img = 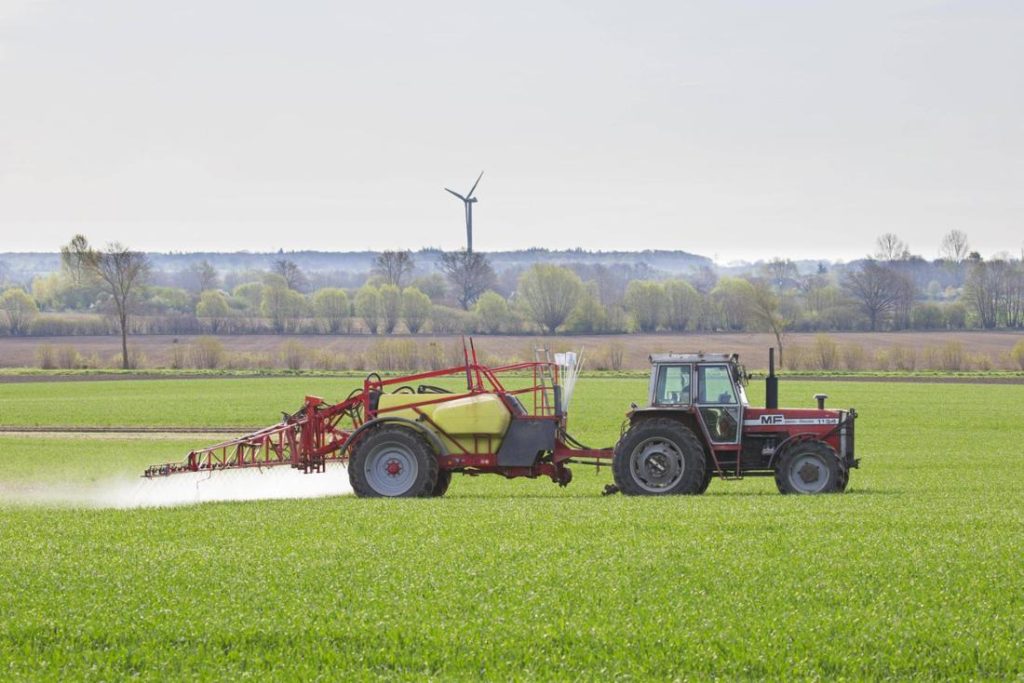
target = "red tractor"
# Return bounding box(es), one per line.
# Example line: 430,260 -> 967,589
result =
612,349 -> 858,495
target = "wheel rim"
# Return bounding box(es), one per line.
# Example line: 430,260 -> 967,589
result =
787,453 -> 830,493
364,440 -> 419,496
629,437 -> 684,493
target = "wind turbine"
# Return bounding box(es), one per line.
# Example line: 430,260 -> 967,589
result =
445,171 -> 484,253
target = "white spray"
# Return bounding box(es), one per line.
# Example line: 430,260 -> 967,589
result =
1,463 -> 353,509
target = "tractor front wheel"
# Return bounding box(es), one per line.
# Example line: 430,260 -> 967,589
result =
349,426 -> 439,498
613,418 -> 707,496
774,441 -> 845,495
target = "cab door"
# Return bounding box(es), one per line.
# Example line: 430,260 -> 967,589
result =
696,364 -> 742,445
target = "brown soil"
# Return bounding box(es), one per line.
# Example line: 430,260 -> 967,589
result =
1,331 -> 1021,371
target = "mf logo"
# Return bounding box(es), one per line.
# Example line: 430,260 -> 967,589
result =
759,414 -> 785,425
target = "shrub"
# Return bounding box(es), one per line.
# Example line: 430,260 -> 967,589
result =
812,334 -> 840,370
36,344 -> 56,369
1012,339 -> 1024,371
370,339 -> 419,371
608,342 -> 625,372
189,337 -> 225,369
280,341 -> 307,371
56,345 -> 82,369
841,344 -> 867,371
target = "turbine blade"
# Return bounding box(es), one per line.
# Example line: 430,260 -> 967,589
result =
467,170 -> 484,198
445,188 -> 468,201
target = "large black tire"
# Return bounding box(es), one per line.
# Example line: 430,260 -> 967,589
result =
774,441 -> 845,495
431,470 -> 452,497
612,418 -> 707,496
349,426 -> 439,498
696,464 -> 713,494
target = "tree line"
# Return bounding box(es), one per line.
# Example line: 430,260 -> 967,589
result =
0,231 -> 1022,369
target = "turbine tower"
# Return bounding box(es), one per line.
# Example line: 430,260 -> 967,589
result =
444,171 -> 484,253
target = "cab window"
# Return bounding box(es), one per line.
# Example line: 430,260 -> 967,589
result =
698,364 -> 738,404
654,364 -> 691,405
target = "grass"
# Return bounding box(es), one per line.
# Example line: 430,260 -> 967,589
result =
1,377 -> 1023,679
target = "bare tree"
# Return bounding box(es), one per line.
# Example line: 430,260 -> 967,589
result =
940,230 -> 970,264
188,260 -> 220,292
746,279 -> 789,367
758,258 -> 798,288
373,250 -> 415,288
439,251 -> 495,310
272,259 -> 308,291
60,234 -> 91,285
964,259 -> 999,329
874,233 -> 910,262
842,260 -> 902,331
63,235 -> 150,369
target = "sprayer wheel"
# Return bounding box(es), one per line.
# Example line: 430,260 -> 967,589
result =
431,470 -> 452,497
349,425 -> 439,498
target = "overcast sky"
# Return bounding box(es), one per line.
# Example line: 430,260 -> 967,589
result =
1,0 -> 1020,263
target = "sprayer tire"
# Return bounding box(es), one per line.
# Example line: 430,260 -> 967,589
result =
613,418 -> 707,496
431,470 -> 452,497
774,441 -> 843,495
349,425 -> 439,498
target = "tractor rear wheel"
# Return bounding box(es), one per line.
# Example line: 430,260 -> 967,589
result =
613,418 -> 707,495
774,441 -> 844,495
349,426 -> 439,498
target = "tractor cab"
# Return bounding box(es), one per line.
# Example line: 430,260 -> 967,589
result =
647,352 -> 747,445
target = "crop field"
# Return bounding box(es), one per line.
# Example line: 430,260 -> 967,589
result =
2,375 -> 1024,679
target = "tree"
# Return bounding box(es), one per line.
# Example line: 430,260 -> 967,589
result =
746,279 -> 789,367
439,251 -> 495,309
188,260 -> 220,292
354,285 -> 381,334
313,288 -> 350,333
874,233 -> 910,261
232,282 -> 264,312
842,260 -> 902,331
940,230 -> 970,264
260,280 -> 305,333
373,251 -> 415,288
196,290 -> 231,333
663,280 -> 702,332
60,234 -> 91,286
565,282 -> 609,334
517,264 -> 583,333
709,277 -> 755,331
0,288 -> 38,335
62,235 -> 149,369
272,259 -> 308,291
624,281 -> 667,332
759,258 -> 798,288
379,284 -> 401,334
473,291 -> 511,334
399,287 -> 431,334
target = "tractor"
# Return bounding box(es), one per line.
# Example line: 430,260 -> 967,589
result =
143,343 -> 858,497
612,349 -> 858,495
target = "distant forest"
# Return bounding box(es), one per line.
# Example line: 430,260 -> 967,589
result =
1,232 -> 1022,369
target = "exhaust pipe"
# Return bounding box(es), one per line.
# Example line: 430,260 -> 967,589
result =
766,348 -> 778,410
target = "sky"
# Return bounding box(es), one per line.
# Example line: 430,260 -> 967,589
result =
0,0 -> 1021,263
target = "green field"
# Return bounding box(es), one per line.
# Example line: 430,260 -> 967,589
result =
2,376 -> 1023,679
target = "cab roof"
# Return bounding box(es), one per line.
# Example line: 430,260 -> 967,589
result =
649,352 -> 738,364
